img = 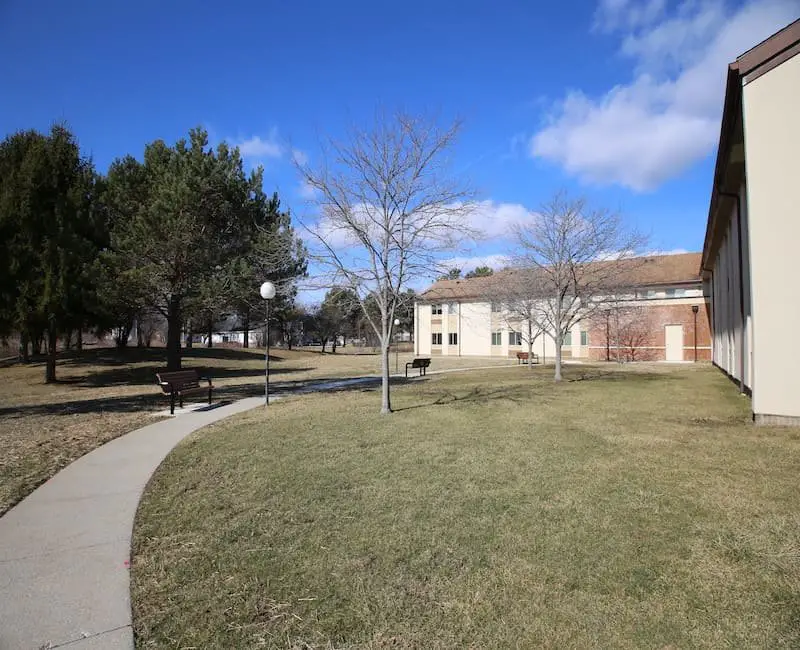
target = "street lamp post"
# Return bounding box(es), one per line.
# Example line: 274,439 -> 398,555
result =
260,281 -> 276,407
394,318 -> 400,374
692,305 -> 699,362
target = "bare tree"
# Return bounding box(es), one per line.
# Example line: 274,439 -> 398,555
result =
590,298 -> 651,362
493,270 -> 545,370
512,193 -> 647,381
297,111 -> 476,413
617,306 -> 654,362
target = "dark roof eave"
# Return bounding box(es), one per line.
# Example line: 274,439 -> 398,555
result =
701,64 -> 742,274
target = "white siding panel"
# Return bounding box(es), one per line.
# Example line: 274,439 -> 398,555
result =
743,51 -> 800,418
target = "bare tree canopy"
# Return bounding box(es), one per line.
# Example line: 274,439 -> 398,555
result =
512,192 -> 647,381
491,270 -> 546,371
297,110 -> 477,413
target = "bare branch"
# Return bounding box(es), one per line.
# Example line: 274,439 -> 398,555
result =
295,110 -> 477,413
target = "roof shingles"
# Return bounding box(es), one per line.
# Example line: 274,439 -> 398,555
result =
420,252 -> 702,302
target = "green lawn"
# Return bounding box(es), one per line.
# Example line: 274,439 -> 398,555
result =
132,364 -> 800,648
0,346 -> 512,516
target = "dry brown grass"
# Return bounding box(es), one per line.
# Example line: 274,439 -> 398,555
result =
132,364 -> 800,649
0,346 -> 512,515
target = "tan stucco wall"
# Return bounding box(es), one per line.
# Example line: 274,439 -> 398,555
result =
461,302 -> 491,356
415,303 -> 432,356
743,50 -> 800,418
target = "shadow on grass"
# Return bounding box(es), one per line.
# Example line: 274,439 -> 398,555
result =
393,384 -> 532,412
0,375 -> 388,419
567,371 -> 681,383
59,346 -> 284,366
70,364 -> 309,388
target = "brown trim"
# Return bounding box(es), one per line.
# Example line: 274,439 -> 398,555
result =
702,19 -> 800,273
744,42 -> 800,83
701,66 -> 742,273
737,19 -> 800,78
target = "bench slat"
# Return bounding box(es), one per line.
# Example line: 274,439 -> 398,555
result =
156,369 -> 214,414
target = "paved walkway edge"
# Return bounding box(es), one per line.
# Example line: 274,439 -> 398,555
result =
0,396 -> 264,650
0,367 -> 511,649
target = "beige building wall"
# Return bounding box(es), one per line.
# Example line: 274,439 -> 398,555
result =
710,188 -> 748,387
742,50 -> 800,421
440,303 -> 450,356
461,302 -> 491,356
415,303 -> 432,356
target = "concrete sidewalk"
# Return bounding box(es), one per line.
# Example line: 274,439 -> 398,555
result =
0,370 -> 483,649
0,397 -> 264,649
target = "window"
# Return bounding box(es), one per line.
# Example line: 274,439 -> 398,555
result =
491,331 -> 502,346
665,288 -> 676,297
646,290 -> 657,299
448,302 -> 459,314
222,335 -> 230,343
674,288 -> 686,297
563,331 -> 572,345
580,331 -> 588,346
431,304 -> 442,315
448,332 -> 458,345
432,332 -> 442,345
509,331 -> 522,346
491,302 -> 502,312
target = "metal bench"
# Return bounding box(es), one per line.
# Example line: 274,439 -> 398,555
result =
516,351 -> 540,365
156,369 -> 213,415
405,357 -> 431,378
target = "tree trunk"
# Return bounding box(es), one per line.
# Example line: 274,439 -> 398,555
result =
45,327 -> 57,383
19,331 -> 30,363
321,338 -> 327,353
332,337 -> 337,353
186,321 -> 193,349
380,339 -> 392,414
242,312 -> 250,348
207,317 -> 213,348
605,317 -> 610,362
554,335 -> 563,382
166,295 -> 182,371
76,328 -> 83,351
527,322 -> 534,372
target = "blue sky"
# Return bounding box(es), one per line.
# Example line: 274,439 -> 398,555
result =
1,0 -> 797,301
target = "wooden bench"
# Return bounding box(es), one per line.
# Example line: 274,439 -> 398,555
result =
405,357 -> 431,378
156,369 -> 213,415
516,351 -> 540,365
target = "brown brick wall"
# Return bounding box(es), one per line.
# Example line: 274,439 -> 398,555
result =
586,301 -> 711,362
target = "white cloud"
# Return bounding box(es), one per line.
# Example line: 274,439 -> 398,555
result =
461,200 -> 537,239
641,247 -> 690,256
292,148 -> 309,166
235,127 -> 283,159
297,180 -> 318,200
441,253 -> 513,273
594,0 -> 667,32
307,200 -> 536,251
531,0 -> 798,191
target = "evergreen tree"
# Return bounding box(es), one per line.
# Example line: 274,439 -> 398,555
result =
0,125 -> 100,380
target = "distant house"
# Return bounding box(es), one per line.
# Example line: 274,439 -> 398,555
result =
414,252 -> 710,362
701,18 -> 800,424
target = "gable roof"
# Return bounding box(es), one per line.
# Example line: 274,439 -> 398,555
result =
420,252 -> 703,302
702,18 -> 800,273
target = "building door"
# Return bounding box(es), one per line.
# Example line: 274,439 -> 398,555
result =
665,324 -> 684,361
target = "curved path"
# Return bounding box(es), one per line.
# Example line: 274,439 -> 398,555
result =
0,375 -> 388,650
0,366 -> 513,649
